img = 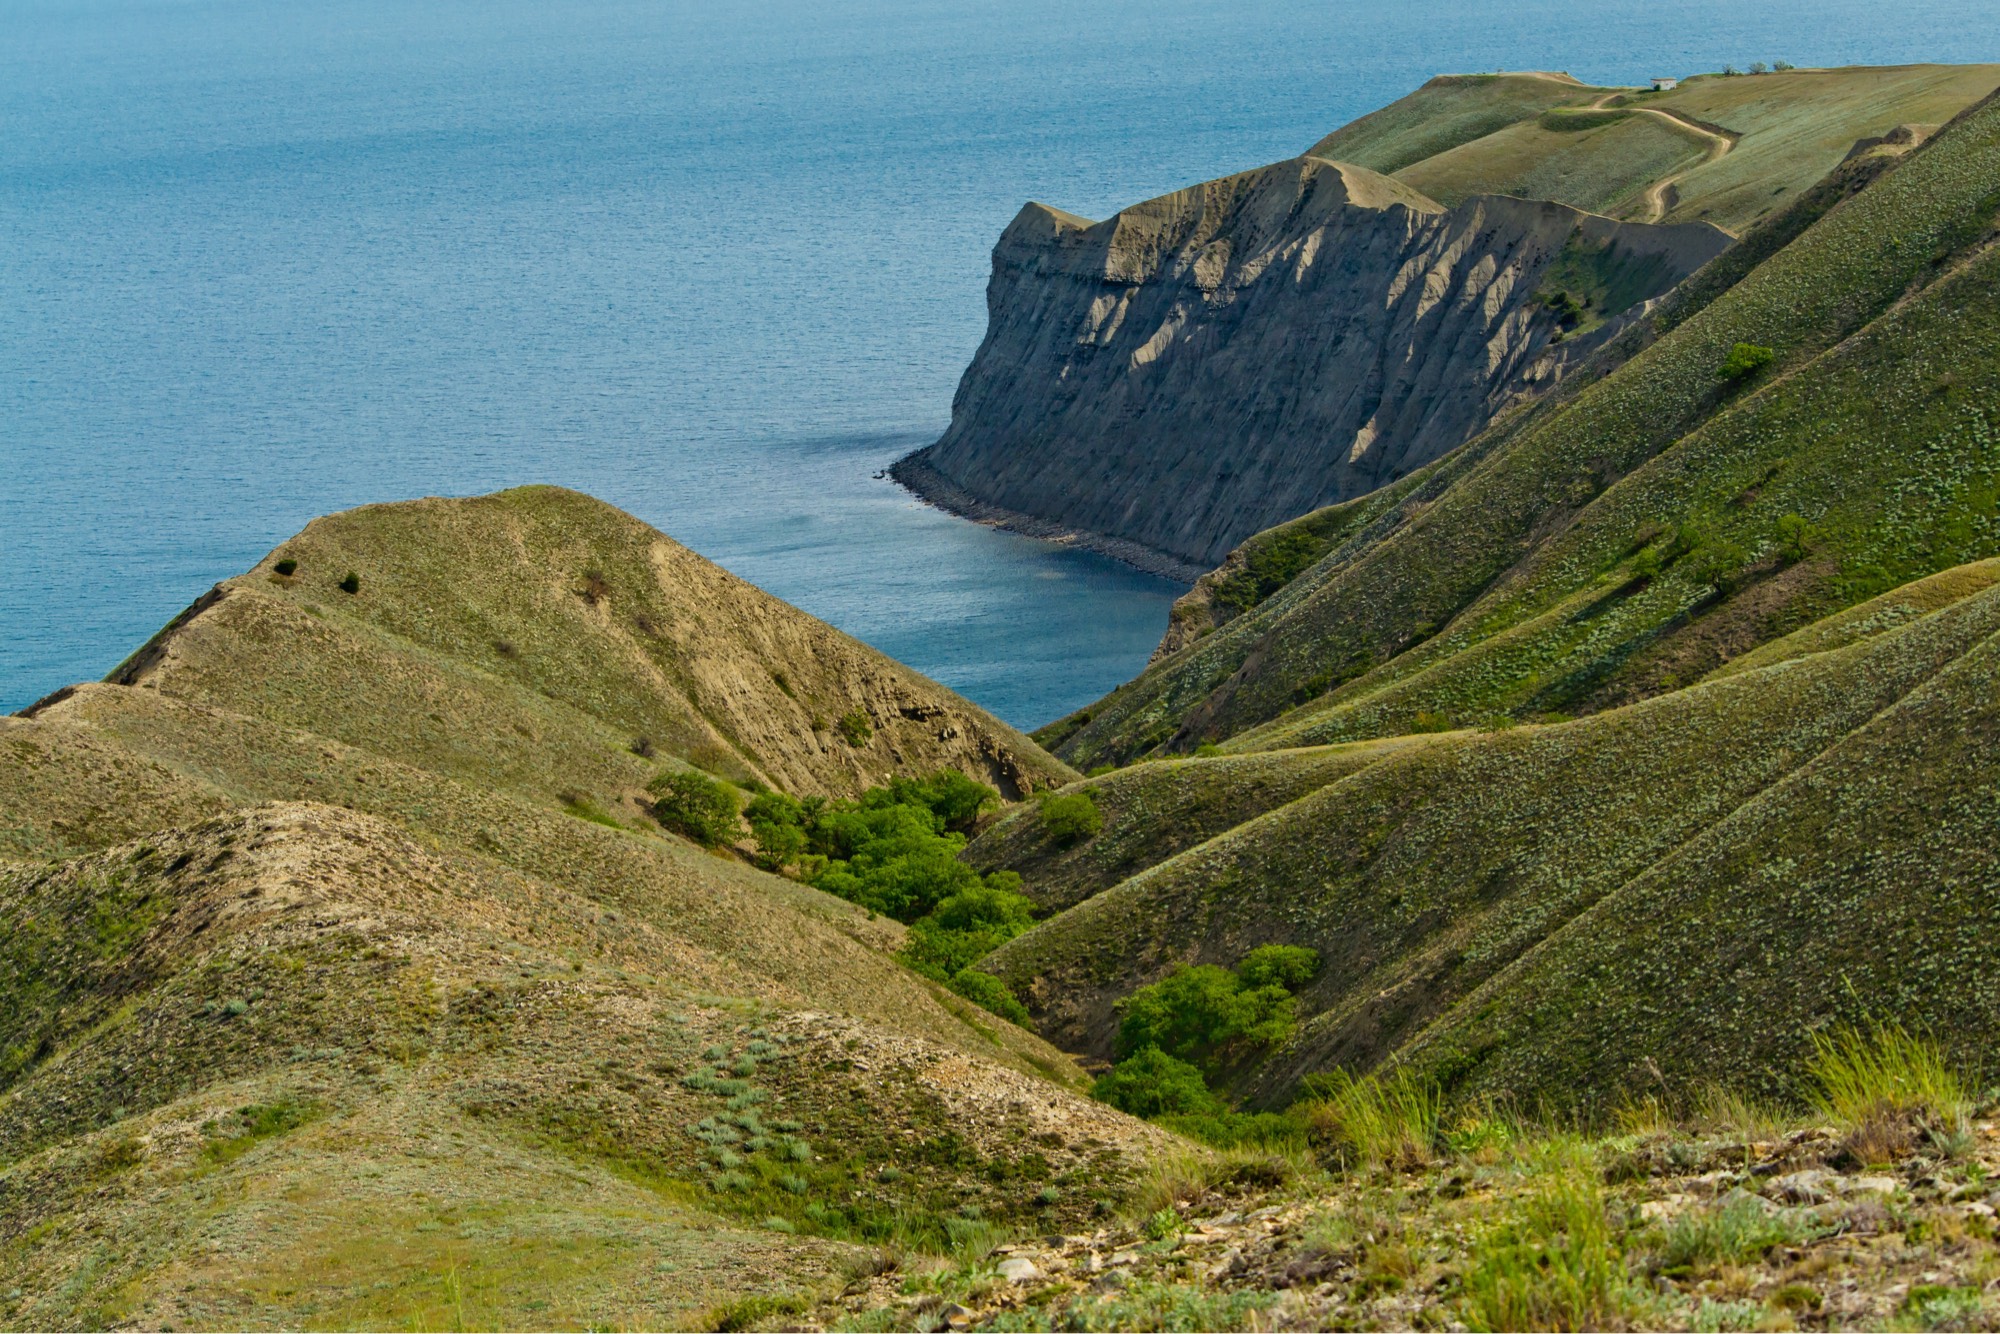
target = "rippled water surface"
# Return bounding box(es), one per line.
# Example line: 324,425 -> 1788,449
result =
4,0 -> 1995,724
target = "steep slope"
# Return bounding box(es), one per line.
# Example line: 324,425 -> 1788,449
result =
1052,80 -> 2000,766
983,568 -> 2000,1113
897,66 -> 1996,583
0,492 -> 1149,1327
897,157 -> 1726,574
78,485 -> 1070,800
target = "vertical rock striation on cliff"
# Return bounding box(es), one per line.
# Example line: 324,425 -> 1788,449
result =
895,155 -> 1729,575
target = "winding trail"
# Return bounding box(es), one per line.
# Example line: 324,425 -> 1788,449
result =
1630,107 -> 1738,221
1576,88 -> 1740,222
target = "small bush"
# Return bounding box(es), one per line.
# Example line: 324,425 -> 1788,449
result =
648,769 -> 740,846
835,708 -> 873,747
1193,743 -> 1222,758
273,558 -> 297,576
1412,709 -> 1453,733
947,970 -> 1029,1025
1092,1047 -> 1221,1118
1775,512 -> 1813,564
1236,945 -> 1320,990
1809,1019 -> 1968,1163
337,571 -> 361,594
1038,791 -> 1103,845
1718,341 -> 1775,382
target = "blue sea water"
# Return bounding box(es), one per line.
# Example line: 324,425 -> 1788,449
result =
4,0 -> 1997,726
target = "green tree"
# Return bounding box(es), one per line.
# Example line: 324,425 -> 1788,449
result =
1091,1047 -> 1221,1118
900,885 -> 1037,979
648,769 -> 740,846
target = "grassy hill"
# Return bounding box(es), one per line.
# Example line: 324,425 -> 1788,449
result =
0,492 -> 1155,1329
992,566 -> 2000,1115
1308,65 -> 2000,233
978,81 -> 2000,1126
92,485 -> 1071,803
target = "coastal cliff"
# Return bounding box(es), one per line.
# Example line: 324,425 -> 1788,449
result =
895,155 -> 1729,574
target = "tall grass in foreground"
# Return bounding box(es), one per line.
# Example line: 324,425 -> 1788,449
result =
1303,1067 -> 1442,1171
1458,1163 -> 1644,1332
1808,1019 -> 1969,1162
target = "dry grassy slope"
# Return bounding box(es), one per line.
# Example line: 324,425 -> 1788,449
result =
0,789 -> 1173,1329
961,738 -> 1433,913
1397,107 -> 1711,221
0,488 -> 1154,1327
1055,80 -> 2000,769
1306,73 -> 1612,176
98,486 -> 1070,801
984,568 -> 2000,1111
1316,66 -> 2000,233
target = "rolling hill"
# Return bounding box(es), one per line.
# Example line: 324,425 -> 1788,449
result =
0,489 -> 1154,1330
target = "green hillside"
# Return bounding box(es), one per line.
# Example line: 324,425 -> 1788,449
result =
987,81 -> 2000,1128
992,568 -> 2000,1112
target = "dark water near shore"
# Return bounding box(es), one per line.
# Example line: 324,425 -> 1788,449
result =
5,0 -> 1997,726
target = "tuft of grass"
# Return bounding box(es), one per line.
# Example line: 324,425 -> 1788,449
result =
1808,1019 -> 1969,1163
1457,1163 -> 1646,1332
1303,1068 -> 1441,1172
835,708 -> 873,748
1644,1195 -> 1822,1277
1125,1144 -> 1297,1220
992,1279 -> 1278,1332
701,1291 -> 808,1332
201,1097 -> 317,1166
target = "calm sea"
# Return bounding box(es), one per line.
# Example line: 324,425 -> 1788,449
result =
4,0 -> 1995,726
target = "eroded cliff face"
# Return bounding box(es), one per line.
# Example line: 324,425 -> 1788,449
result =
895,155 -> 1730,574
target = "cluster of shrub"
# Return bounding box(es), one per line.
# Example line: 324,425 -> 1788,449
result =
647,767 -> 1041,1022
1091,945 -> 1323,1146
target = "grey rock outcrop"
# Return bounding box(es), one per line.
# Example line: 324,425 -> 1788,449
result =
895,155 -> 1730,575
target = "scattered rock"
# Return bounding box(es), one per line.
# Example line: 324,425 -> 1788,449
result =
1769,1170 -> 1832,1204
1842,1176 -> 1902,1196
997,1256 -> 1041,1285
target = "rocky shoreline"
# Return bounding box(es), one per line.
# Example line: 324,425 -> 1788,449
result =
888,451 -> 1206,584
